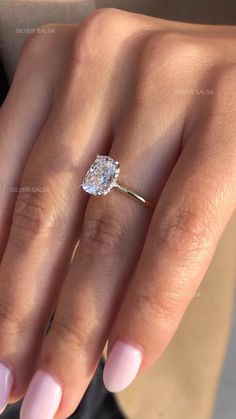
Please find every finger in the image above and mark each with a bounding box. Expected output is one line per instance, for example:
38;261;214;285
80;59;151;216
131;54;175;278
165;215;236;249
104;103;236;392
0;35;53;257
0;27;113;408
22;44;191;419
0;33;61;415
0;24;76;264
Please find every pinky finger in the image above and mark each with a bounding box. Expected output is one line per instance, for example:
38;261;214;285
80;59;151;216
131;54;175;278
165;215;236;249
104;121;236;392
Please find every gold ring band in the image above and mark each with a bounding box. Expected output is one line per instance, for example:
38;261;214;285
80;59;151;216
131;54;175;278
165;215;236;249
113;183;154;209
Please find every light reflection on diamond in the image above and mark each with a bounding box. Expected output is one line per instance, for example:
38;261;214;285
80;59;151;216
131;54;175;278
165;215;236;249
81;155;120;196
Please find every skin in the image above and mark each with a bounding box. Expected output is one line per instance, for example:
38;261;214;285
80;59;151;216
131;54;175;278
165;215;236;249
0;7;235;418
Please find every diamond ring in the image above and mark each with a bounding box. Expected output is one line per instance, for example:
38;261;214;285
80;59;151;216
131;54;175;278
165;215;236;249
81;155;154;209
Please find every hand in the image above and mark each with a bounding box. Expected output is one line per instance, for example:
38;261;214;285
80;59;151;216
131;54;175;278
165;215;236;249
0;9;235;419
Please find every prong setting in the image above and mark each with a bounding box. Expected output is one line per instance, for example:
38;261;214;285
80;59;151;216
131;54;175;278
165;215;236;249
81;155;120;196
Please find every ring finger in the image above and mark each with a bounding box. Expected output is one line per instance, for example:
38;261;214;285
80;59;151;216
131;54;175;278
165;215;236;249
21;64;189;419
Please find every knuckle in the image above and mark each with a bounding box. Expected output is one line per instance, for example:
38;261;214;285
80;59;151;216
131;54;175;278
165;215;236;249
49;317;80;348
213;65;236;106
0;297;27;335
153;203;212;259
78;7;123;41
80;7;122;33
20;24;55;61
51;315;84;350
137;32;204;99
143;32;203;67
79;207;128;260
69;8;122;70
135;290;181;326
11;190;55;242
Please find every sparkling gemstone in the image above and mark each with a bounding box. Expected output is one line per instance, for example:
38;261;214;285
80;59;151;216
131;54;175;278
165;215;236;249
81;155;120;196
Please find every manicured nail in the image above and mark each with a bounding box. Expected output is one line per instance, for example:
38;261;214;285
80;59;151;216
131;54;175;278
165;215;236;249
20;370;62;419
0;362;14;413
103;341;143;392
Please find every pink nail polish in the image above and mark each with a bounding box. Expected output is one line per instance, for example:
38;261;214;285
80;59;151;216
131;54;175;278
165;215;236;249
103;341;143;392
20;370;62;419
0;362;14;413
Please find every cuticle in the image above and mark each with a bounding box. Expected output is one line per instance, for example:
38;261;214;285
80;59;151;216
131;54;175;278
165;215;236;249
38;367;65;392
0;358;15;378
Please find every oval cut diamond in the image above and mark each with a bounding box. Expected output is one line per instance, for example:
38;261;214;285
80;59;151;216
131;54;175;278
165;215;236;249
81;155;120;196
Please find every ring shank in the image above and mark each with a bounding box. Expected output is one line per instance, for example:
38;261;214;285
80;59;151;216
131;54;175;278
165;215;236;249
114;183;155;209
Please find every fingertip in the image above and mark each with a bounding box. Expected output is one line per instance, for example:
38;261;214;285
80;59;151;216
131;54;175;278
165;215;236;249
20;370;62;419
103;341;143;392
0;361;14;414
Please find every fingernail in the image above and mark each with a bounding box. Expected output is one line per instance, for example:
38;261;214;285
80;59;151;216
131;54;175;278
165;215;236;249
103;341;143;392
0;362;14;413
20;370;62;419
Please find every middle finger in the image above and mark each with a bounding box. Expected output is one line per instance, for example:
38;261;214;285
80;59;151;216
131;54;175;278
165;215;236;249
0;29;113;405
